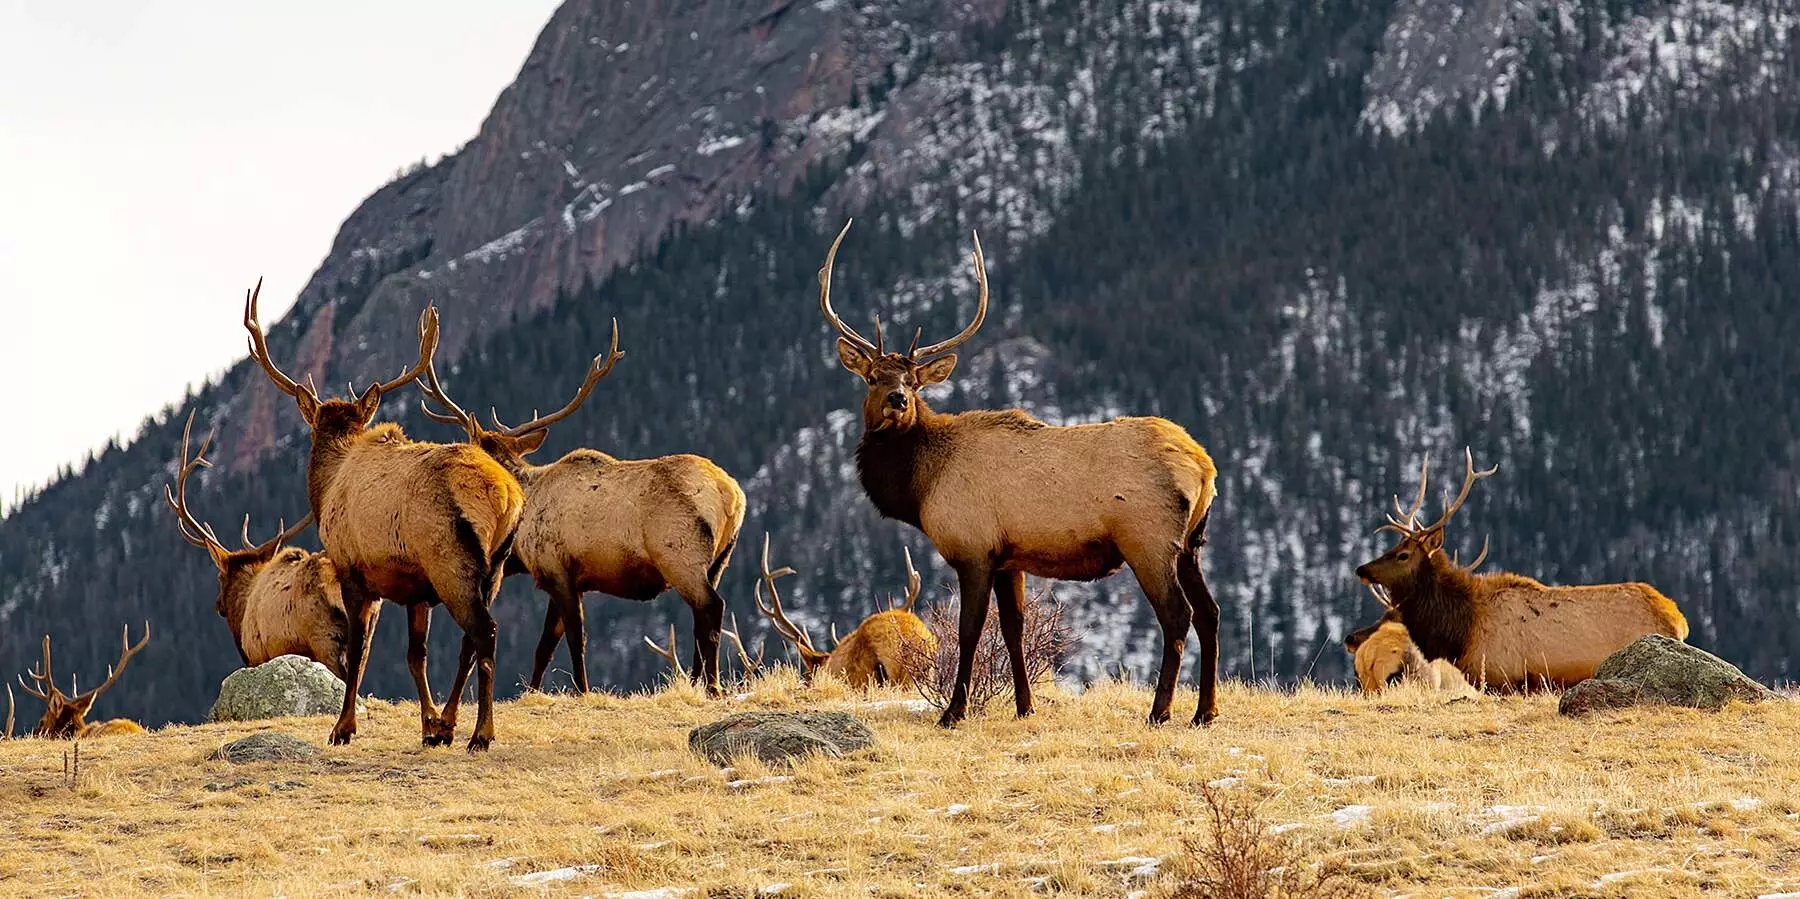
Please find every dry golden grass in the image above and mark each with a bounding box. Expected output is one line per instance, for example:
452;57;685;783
1;671;1796;898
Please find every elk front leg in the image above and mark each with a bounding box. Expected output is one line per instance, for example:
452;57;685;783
406;603;453;747
329;581;380;746
939;562;995;728
991;570;1035;718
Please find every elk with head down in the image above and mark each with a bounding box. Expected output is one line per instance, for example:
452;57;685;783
413;320;747;695
243;281;525;751
752;535;937;689
1354;448;1689;691
164;410;349;678
1342;609;1472;696
816;221;1221;727
14;626;151;739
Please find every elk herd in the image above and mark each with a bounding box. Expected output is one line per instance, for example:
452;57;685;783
4;221;1697;749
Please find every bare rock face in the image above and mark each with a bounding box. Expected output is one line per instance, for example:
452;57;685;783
208;732;321;764
689;711;876;767
1559;635;1778;716
209;655;347;723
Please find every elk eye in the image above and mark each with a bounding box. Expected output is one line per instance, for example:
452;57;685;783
1396;551;1410;561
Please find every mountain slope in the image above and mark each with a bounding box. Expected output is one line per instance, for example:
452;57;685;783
3;0;1797;726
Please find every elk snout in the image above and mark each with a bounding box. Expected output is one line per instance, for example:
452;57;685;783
1354;563;1374;584
885;390;908;410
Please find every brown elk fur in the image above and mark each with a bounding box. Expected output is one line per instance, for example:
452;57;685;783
244;281;524;751
1356;449;1690;691
754;538;938;689
15;627;150;739
165;412;350;678
1343;611;1471;696
817;221;1219;727
413;321;746;694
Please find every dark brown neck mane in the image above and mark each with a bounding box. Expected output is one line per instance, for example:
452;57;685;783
854;403;950;529
1388;557;1477;663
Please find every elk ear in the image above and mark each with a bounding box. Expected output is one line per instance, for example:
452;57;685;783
512;430;549;455
1344;623;1377;653
916;354;958;385
355;384;383;424
295;391;320;425
836;338;873;377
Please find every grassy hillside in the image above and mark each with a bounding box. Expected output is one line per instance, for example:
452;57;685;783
1;676;1795;897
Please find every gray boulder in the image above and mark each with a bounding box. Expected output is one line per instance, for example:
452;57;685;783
1559;635;1779;716
689;711;877;767
209;655;346;722
209;732;320;763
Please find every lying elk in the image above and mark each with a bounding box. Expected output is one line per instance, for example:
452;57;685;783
244;280;525;750
1355;448;1689;690
817;221;1220;726
753;535;937;689
165;410;349;678
414;320;746;695
15;626;151;738
1342;609;1471;697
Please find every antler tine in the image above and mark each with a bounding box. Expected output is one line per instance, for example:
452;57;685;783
71;623;150;705
414;331;479;438
1420;447;1498;535
721;612;763;675
494;318;624;437
898;546;922;612
912;230;989;360
1456;534;1492;572
1393;454;1431;530
17;635;53;701
1365;582;1395;610
242;278;320;405
752;533;813;653
4;683;13;739
373;304;441;396
245;512;315;556
829;622;842;648
164;411;228;556
818;219;878;355
642;624;686;677
872;313;886;356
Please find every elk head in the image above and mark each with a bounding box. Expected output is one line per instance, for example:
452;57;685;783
17;625;150;738
819;220;988;433
243;278;439;443
164;411;312;616
752;534;831;677
1355;448;1496;605
415;318;623;472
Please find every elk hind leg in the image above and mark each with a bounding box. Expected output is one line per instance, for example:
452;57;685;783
1128;553;1192;725
329;574;381;746
991;570;1035;718
407;602;454;746
528;598;563;692
435;520;504;752
939;561;995;728
673;575;725;697
1177;541;1219;726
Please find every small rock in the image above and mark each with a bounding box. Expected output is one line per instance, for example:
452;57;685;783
209;655;347;722
209;732;321;763
688;711;876;767
1559;636;1778;716
268;780;308;791
204;778;255;792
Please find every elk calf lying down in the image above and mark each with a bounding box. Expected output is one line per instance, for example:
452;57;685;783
1343;611;1471;696
753;536;937;689
13;627;151;739
1355;449;1689;690
165;412;349;679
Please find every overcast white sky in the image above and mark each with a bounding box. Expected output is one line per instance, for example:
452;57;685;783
0;2;561;510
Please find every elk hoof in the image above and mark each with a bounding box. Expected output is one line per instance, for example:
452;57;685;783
1145;709;1172;726
466;733;492;753
328;727;355;746
936;709;964;729
422;720;455;747
1192;708;1218;727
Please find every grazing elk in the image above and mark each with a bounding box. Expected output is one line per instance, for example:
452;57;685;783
1342;609;1472;696
165;411;349;678
752;535;937;689
816;221;1220;726
243;280;525;751
413;320;746;695
15;626;151;738
1355;448;1689;690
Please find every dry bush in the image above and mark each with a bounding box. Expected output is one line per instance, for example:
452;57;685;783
903;587;1074;714
1163;784;1367;899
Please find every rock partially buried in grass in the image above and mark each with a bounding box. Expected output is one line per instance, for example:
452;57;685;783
1559;635;1779;716
688;711;876;767
209;732;321;763
209;655;347;722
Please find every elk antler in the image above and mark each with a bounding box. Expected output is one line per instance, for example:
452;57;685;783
370;305;442;397
720;612;765;676
67;623;150;708
642;624;686;678
415;334;481;439
1453;535;1492;572
911;231;989;360
1386;454;1431;531
17;635;54;702
894;546;923;613
1416;448;1497;537
164;411;229;562
240;513;314;556
491;319;623;436
243;279;322;407
818;220;878;357
752;533;821;659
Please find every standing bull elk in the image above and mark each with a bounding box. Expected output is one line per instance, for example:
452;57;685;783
1355;448;1689;690
244;280;525;751
413;320;746;695
165;411;349;679
817;221;1221;727
14;626;151;738
752;535;937;689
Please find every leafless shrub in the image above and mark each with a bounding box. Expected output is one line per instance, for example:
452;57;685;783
1162;784;1367;899
903;587;1074;715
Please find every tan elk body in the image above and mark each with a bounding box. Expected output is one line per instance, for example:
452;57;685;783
754;536;938;689
413;321;746;693
13;626;151;739
817;221;1219;726
1355;449;1689;690
1343;611;1471;696
243;281;525;750
165;412;349;678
